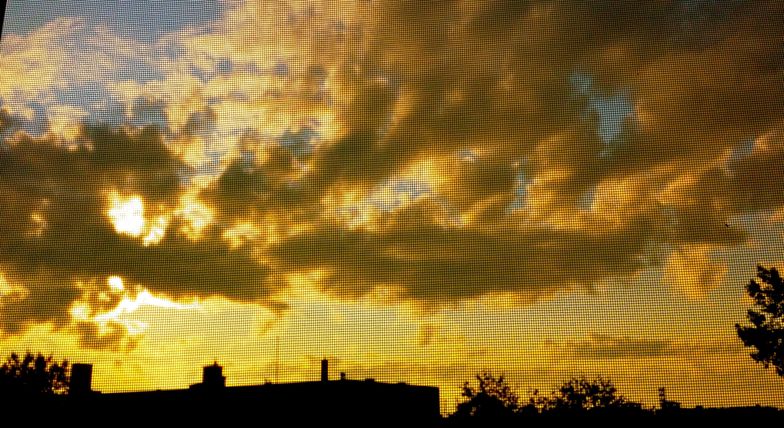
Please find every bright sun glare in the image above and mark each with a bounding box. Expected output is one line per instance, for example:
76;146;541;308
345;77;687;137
107;275;125;292
107;192;145;237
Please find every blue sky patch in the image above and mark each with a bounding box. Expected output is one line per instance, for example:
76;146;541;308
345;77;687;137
4;0;226;42
571;72;634;146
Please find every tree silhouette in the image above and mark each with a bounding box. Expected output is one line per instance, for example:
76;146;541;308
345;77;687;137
736;265;784;376
535;375;639;413
452;373;644;422
453;371;520;420
0;351;69;396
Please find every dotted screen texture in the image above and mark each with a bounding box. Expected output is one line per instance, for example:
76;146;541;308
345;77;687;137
1;0;783;416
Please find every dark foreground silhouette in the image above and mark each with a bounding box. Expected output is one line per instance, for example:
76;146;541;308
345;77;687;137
443;406;784;427
7;393;782;426
445;372;784;426
6;359;440;426
3;358;782;426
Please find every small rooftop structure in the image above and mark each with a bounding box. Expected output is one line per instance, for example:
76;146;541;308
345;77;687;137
69;363;93;396
201;362;225;390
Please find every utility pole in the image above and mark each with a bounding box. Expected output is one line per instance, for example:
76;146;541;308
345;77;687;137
275;335;280;384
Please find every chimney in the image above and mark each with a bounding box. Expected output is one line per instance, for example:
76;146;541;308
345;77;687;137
70;363;93;396
321;358;328;382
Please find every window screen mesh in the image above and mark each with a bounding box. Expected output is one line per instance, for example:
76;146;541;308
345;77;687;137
1;0;783;416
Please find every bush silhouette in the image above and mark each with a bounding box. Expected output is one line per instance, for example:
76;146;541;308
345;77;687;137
453;372;643;422
0;351;69;397
453;371;520;420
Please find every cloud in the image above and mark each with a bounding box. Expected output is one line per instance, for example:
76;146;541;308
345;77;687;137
567;333;672;360
664;245;728;299
417;323;439;347
201;135;318;224
265;198;657;304
181;0;784;307
550;332;745;362
0;124;282;342
4;0;784;323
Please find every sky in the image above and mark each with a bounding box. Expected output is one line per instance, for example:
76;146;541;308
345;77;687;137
1;0;784;413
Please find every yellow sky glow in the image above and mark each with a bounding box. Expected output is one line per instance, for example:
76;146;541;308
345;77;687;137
3;0;784;415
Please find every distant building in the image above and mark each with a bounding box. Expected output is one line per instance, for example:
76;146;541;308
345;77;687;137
68;360;441;425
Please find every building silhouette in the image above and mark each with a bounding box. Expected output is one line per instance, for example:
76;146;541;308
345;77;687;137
68;363;93;396
68;360;441;425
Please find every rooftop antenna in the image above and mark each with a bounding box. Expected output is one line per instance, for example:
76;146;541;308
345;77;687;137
275;335;280;384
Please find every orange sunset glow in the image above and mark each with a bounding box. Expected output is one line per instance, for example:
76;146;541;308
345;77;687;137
1;0;784;418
